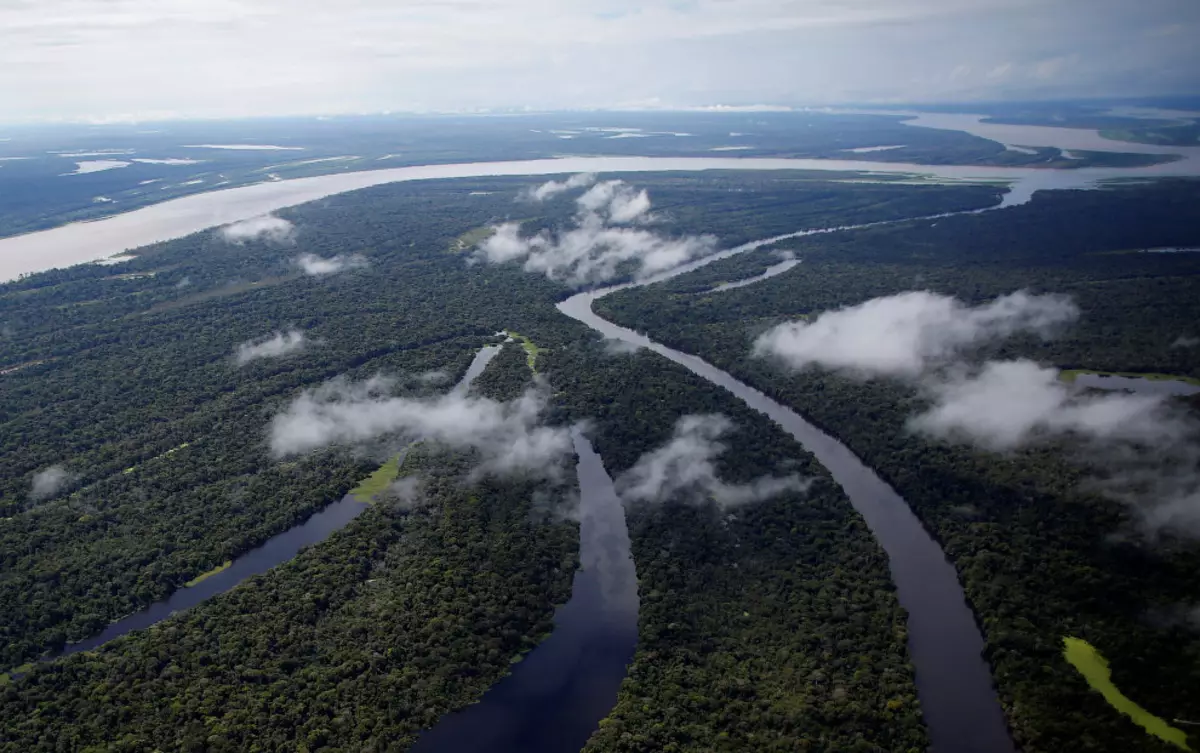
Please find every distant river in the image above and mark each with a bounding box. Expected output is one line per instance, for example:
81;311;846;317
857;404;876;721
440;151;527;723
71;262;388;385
5;117;1200;281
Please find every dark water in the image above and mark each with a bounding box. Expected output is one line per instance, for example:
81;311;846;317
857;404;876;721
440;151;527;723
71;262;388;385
1075;373;1200;396
33;345;500;665
55;496;370;659
411;428;637;753
559;283;1015;753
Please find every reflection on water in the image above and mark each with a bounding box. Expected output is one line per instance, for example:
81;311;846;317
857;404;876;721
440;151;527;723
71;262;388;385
410;428;637;753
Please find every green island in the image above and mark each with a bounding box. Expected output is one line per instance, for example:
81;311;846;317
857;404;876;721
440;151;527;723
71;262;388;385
350;453;404;502
1062;637;1191;750
183;561;232;588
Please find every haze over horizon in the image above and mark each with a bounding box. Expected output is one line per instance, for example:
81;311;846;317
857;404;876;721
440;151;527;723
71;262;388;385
2;0;1198;124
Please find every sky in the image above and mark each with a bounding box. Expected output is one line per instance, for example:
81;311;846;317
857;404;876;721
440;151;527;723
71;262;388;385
2;0;1198;123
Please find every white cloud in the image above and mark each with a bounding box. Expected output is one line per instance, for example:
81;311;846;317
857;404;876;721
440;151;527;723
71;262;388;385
909;359;1171;451
235;329;307;365
1172;335;1199;348
525;173;596;201
219;214;295;244
754;290;1078;377
294;252;369;276
475;179;716;287
616;414;810;507
30;465;74;501
269;377;573;479
61;160;131;175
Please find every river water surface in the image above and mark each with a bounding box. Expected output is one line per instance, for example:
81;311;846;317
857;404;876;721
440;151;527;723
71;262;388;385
411;429;637;753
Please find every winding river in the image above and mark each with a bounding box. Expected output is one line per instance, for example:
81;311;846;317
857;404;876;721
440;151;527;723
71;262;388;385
8;113;1200;748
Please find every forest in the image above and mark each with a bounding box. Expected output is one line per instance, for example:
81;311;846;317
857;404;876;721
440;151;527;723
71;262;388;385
0;175;1005;749
596;179;1200;752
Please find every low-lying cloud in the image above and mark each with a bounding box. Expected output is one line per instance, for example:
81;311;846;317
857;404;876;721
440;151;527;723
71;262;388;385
235;330;307;365
754;290;1078;377
525;172;596;201
909;359;1169;451
269;377;573;479
30;465;74;501
475;177;716;287
295;252;369;276
754;289;1200;538
220;214;295;244
616;414;810;507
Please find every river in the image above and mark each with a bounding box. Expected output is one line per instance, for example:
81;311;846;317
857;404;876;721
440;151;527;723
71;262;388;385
558;255;1015;753
5;115;1200;282
411;428;637;753
34;344;501;665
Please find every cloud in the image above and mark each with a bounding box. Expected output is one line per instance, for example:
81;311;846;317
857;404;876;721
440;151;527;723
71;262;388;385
909;359;1172;451
616;414;810;507
475;179;716;287
294;252;369;276
1172;335;1199;348
603;337;643;356
269;377;573;479
753;290;1078;377
30;465;74;501
525;173;596;201
575;180;653;224
235;329;307;365
219;214;295;244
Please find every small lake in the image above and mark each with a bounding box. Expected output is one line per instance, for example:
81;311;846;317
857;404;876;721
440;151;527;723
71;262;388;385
410;429;637;753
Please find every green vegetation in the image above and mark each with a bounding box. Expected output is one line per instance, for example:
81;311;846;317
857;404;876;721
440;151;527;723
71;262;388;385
350;453;404;502
1063;637;1191;750
183;560;232;587
0;175;1003;749
596;179;1200;752
1059;369;1200;386
505;329;541;372
447;224;497;254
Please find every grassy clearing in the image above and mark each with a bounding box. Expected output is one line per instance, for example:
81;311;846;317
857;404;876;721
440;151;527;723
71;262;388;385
1063;637;1191;750
504;330;540;373
350;454;402;502
123;442;191;475
446;225;496;254
0;663;34;684
1060;369;1200;386
184;560;232;588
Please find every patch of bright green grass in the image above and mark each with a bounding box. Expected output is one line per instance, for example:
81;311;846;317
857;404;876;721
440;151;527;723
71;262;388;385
184;560;232;587
446;225;497;254
1063;637;1191;750
0;663;35;684
350;454;402;502
504;330;541;373
1060;369;1200;386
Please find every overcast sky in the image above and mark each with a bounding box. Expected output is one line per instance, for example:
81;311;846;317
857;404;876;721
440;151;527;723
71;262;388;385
2;0;1197;123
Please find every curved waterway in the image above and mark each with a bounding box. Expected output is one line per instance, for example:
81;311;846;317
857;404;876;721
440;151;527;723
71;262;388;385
27;344;501;668
557;244;1016;753
5;136;1200;281
411;428;637;753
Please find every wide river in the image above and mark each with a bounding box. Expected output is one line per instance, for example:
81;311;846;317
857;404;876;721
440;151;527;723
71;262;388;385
8;114;1200;750
3;111;1200;281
